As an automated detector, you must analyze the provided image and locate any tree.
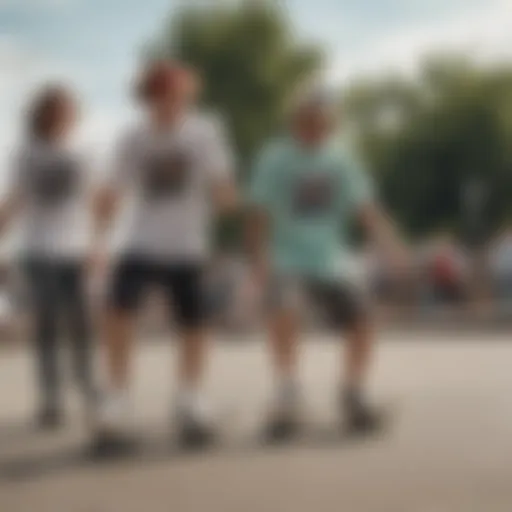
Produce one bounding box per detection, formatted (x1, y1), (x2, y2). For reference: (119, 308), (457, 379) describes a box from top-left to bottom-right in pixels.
(150, 0), (322, 249)
(344, 56), (512, 240)
(153, 0), (322, 168)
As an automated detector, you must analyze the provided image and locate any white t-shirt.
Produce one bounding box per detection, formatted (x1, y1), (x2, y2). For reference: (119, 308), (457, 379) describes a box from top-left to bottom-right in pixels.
(108, 111), (233, 262)
(10, 138), (93, 259)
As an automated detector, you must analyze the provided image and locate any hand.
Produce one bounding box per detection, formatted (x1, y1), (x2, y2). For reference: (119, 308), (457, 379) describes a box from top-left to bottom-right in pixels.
(251, 257), (269, 289)
(237, 260), (268, 318)
(87, 247), (109, 283)
(389, 244), (412, 278)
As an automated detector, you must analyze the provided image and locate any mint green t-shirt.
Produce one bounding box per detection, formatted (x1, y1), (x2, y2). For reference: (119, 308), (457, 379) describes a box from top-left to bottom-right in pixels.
(249, 136), (374, 280)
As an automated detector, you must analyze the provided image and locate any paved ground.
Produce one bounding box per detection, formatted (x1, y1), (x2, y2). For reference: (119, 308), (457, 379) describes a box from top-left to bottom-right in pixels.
(1, 331), (512, 512)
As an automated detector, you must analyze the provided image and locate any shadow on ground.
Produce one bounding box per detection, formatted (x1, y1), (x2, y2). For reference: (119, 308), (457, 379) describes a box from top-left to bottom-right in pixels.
(0, 423), (390, 484)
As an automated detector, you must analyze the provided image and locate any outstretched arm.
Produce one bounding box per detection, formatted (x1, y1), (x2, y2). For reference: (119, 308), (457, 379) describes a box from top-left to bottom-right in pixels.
(245, 206), (270, 284)
(90, 130), (135, 257)
(0, 192), (21, 238)
(341, 148), (408, 268)
(205, 114), (239, 215)
(245, 143), (277, 285)
(358, 202), (409, 270)
(212, 177), (239, 214)
(91, 185), (121, 249)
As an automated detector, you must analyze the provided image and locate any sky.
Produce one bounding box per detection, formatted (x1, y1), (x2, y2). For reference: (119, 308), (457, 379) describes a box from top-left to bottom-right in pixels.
(0, 0), (511, 178)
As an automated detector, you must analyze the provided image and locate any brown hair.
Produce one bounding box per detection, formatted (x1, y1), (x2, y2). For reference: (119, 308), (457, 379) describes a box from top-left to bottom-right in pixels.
(27, 84), (74, 140)
(134, 60), (193, 103)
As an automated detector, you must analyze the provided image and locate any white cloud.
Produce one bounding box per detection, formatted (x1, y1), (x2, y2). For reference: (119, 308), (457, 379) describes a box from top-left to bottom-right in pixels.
(331, 0), (512, 83)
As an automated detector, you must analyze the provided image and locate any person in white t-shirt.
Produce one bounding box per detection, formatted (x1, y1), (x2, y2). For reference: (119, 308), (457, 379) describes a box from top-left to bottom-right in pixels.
(93, 61), (237, 449)
(0, 85), (97, 428)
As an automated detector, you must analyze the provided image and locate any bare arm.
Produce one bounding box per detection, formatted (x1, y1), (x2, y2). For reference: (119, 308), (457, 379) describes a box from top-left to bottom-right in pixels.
(203, 112), (239, 215)
(0, 192), (21, 238)
(92, 128), (135, 248)
(358, 202), (408, 266)
(212, 178), (239, 215)
(91, 185), (121, 250)
(0, 149), (25, 237)
(246, 206), (270, 283)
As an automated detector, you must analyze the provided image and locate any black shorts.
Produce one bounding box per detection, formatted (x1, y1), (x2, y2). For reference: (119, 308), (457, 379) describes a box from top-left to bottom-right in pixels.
(108, 257), (206, 329)
(267, 274), (370, 329)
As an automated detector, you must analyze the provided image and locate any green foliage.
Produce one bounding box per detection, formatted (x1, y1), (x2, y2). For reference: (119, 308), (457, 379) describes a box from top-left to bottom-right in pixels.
(155, 0), (322, 168)
(149, 4), (512, 242)
(150, 1), (322, 250)
(344, 56), (512, 240)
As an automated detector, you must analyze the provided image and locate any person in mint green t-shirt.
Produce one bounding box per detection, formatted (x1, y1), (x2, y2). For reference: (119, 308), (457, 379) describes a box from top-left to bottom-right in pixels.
(247, 85), (408, 440)
(249, 133), (374, 281)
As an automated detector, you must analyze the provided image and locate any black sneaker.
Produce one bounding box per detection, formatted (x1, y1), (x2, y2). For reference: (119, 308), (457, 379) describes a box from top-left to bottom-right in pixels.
(342, 391), (387, 436)
(90, 392), (136, 458)
(264, 382), (302, 443)
(264, 413), (300, 443)
(83, 388), (102, 427)
(177, 418), (215, 450)
(36, 404), (64, 431)
(345, 404), (386, 435)
(90, 430), (138, 459)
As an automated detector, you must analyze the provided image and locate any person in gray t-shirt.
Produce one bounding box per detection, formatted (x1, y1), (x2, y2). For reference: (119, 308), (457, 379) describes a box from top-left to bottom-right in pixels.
(0, 84), (97, 428)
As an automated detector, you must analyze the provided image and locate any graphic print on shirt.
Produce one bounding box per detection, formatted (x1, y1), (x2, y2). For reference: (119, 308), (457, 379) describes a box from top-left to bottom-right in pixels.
(292, 172), (336, 217)
(31, 157), (80, 205)
(142, 149), (192, 200)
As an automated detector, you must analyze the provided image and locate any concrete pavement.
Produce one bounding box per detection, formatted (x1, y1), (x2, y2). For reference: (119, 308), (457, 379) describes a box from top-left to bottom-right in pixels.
(1, 332), (512, 512)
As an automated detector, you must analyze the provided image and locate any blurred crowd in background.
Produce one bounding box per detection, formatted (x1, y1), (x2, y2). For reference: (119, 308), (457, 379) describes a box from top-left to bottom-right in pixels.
(207, 228), (512, 332)
(2, 227), (512, 339)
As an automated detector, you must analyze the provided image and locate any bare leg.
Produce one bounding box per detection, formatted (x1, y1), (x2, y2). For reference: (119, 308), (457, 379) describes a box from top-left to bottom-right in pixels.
(342, 317), (384, 432)
(92, 307), (136, 443)
(175, 326), (217, 447)
(343, 317), (374, 390)
(103, 308), (134, 390)
(178, 327), (208, 388)
(268, 309), (299, 382)
(265, 308), (301, 441)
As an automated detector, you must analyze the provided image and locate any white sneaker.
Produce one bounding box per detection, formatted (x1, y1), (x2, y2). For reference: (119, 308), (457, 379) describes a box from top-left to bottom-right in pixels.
(95, 391), (131, 437)
(273, 380), (301, 417)
(175, 391), (215, 447)
(176, 390), (214, 425)
(265, 382), (302, 441)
